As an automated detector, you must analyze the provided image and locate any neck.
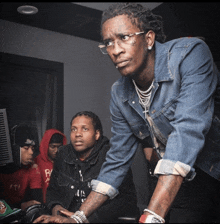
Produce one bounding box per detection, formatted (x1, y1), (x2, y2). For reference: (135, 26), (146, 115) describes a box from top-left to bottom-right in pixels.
(78, 147), (94, 161)
(133, 49), (155, 91)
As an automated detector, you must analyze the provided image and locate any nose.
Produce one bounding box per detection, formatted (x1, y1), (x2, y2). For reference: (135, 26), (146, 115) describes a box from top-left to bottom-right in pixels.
(75, 130), (82, 137)
(53, 147), (58, 153)
(28, 147), (34, 155)
(112, 40), (125, 56)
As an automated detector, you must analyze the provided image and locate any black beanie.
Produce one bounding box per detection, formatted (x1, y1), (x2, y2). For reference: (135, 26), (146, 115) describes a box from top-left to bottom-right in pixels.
(49, 133), (63, 144)
(11, 125), (35, 147)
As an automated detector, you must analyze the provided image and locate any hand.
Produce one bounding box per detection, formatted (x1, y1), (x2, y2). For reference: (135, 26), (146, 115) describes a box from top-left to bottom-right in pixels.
(143, 147), (159, 167)
(21, 200), (41, 211)
(52, 204), (66, 216)
(33, 214), (76, 223)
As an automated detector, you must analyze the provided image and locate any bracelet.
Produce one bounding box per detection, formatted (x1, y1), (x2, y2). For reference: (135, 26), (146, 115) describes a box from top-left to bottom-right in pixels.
(139, 214), (163, 223)
(70, 214), (82, 223)
(70, 216), (80, 223)
(143, 209), (165, 223)
(70, 210), (88, 223)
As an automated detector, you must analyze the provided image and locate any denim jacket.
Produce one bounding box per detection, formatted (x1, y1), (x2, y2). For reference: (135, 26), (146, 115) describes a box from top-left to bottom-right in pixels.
(92, 37), (220, 199)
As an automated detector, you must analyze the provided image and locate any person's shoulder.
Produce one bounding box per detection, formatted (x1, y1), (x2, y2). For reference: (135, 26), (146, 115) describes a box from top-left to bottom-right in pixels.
(100, 136), (110, 150)
(34, 154), (46, 163)
(112, 76), (124, 87)
(55, 144), (71, 160)
(57, 144), (70, 153)
(165, 37), (207, 49)
(27, 163), (42, 179)
(30, 163), (40, 171)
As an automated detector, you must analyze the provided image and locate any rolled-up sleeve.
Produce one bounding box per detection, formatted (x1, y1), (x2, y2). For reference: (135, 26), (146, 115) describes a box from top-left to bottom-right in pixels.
(154, 40), (217, 180)
(154, 159), (196, 181)
(91, 180), (118, 199)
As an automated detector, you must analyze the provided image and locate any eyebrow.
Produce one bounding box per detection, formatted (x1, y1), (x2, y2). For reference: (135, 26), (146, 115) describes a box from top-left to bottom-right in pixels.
(71, 125), (88, 128)
(103, 32), (129, 42)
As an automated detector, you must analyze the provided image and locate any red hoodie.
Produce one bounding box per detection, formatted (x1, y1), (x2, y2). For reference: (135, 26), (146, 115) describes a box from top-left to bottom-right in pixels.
(35, 129), (67, 203)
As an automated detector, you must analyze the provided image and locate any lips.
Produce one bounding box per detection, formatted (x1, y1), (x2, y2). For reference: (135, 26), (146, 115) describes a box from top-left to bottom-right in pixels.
(74, 141), (83, 146)
(116, 60), (130, 68)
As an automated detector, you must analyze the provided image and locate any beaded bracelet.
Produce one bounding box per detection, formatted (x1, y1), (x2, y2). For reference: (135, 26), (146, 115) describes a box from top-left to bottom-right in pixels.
(70, 210), (88, 223)
(70, 216), (80, 223)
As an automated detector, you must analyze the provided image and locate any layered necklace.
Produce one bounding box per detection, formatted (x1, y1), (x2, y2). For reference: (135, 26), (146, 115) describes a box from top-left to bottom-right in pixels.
(133, 79), (166, 158)
(132, 79), (154, 118)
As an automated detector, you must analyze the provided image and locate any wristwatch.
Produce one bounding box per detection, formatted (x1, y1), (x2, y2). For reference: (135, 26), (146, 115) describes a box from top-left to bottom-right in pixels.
(139, 214), (163, 223)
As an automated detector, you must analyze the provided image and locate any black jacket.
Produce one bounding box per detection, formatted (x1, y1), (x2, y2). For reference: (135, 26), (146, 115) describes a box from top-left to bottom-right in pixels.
(46, 136), (139, 223)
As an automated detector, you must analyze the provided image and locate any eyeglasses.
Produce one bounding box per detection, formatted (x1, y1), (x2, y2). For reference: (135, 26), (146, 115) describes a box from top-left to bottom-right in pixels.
(98, 31), (145, 55)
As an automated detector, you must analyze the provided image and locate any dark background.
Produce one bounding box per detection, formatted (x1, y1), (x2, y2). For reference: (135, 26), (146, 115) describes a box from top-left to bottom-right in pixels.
(1, 2), (220, 61)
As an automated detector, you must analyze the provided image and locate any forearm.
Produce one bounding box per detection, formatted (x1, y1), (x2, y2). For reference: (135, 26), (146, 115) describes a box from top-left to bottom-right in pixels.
(79, 190), (109, 218)
(145, 174), (183, 218)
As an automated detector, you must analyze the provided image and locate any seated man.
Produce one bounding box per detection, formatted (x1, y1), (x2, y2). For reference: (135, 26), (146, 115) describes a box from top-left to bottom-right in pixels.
(0, 124), (43, 211)
(34, 111), (139, 223)
(35, 129), (67, 203)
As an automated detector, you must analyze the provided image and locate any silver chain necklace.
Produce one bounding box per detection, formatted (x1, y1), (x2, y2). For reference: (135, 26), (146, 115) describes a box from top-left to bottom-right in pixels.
(132, 79), (154, 116)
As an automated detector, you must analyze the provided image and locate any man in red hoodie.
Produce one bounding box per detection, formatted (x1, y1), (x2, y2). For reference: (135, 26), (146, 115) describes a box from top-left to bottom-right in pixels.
(0, 124), (43, 210)
(35, 129), (67, 203)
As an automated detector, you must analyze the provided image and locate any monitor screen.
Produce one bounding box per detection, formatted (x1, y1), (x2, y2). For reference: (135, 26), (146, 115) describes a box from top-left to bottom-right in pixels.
(0, 109), (13, 165)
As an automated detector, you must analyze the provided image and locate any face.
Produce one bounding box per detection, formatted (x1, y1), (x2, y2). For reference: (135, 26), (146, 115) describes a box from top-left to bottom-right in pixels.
(0, 201), (6, 215)
(101, 14), (151, 77)
(48, 143), (62, 161)
(20, 145), (34, 165)
(70, 116), (100, 158)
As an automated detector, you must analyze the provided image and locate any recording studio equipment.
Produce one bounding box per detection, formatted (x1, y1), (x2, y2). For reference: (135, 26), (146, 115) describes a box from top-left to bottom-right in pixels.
(0, 109), (13, 166)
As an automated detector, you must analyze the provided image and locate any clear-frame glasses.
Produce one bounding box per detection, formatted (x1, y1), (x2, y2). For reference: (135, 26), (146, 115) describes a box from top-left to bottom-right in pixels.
(98, 31), (145, 55)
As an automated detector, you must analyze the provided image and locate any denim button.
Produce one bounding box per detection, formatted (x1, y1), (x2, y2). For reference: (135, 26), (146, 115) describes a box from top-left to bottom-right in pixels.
(71, 185), (74, 189)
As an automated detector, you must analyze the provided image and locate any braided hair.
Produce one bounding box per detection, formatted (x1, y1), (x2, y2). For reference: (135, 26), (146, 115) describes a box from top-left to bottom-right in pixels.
(101, 3), (166, 43)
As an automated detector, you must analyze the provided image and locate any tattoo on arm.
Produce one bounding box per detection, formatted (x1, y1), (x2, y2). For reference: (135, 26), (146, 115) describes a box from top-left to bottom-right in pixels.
(79, 191), (109, 217)
(146, 174), (184, 218)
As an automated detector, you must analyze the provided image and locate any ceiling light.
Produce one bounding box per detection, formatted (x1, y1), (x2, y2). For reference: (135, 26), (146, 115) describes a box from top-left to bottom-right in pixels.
(17, 5), (38, 15)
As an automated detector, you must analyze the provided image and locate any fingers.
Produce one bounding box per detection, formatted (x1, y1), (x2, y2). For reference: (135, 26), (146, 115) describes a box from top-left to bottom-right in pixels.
(59, 209), (74, 217)
(33, 200), (41, 204)
(33, 214), (74, 223)
(33, 215), (51, 223)
(52, 205), (64, 216)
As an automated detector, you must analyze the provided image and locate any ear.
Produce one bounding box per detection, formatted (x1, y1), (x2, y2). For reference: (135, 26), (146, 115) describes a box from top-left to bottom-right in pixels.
(145, 30), (156, 49)
(95, 130), (101, 141)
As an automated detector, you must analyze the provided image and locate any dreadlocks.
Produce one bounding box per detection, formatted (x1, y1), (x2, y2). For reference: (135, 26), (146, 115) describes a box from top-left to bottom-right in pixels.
(101, 3), (166, 43)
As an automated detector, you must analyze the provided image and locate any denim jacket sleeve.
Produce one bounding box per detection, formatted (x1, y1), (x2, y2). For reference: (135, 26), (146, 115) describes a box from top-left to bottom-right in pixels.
(154, 39), (218, 180)
(94, 83), (139, 196)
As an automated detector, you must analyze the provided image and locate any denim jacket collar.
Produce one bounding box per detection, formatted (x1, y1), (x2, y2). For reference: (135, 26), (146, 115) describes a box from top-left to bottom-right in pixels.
(122, 41), (173, 97)
(121, 41), (174, 120)
(154, 41), (174, 82)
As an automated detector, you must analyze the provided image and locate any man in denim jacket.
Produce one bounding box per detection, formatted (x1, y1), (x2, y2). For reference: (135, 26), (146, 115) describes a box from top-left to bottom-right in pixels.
(34, 3), (220, 224)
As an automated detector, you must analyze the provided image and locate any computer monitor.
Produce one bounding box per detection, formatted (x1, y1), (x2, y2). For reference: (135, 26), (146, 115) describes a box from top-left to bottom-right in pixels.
(0, 109), (13, 165)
